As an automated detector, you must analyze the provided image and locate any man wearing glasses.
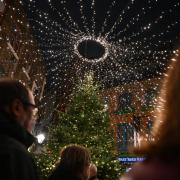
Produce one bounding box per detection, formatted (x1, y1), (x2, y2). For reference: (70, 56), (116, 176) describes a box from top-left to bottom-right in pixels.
(0, 79), (39, 180)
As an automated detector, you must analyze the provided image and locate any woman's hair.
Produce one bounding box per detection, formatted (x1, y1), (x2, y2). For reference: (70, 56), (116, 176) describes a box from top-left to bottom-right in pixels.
(133, 50), (180, 158)
(152, 50), (180, 145)
(59, 144), (90, 176)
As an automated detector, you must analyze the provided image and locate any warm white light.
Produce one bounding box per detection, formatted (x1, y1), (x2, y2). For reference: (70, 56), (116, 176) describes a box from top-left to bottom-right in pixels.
(74, 36), (109, 63)
(36, 133), (45, 144)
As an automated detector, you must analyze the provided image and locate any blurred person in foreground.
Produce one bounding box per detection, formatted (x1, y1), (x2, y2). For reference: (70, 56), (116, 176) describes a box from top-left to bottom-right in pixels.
(120, 50), (180, 180)
(0, 79), (38, 180)
(47, 144), (91, 180)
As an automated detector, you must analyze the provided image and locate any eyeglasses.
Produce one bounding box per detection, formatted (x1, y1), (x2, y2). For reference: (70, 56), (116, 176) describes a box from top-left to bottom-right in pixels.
(21, 100), (38, 109)
(23, 102), (38, 109)
(26, 102), (38, 118)
(19, 98), (39, 119)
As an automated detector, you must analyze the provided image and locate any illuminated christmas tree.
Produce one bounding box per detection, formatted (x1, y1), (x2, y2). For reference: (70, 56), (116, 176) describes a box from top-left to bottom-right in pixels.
(36, 73), (121, 179)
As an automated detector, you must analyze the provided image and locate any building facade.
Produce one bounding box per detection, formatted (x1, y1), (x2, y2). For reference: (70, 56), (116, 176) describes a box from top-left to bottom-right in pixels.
(0, 0), (46, 101)
(101, 78), (161, 153)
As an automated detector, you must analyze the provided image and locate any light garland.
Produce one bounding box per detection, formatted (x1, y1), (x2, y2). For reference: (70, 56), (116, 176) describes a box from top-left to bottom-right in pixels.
(74, 36), (109, 63)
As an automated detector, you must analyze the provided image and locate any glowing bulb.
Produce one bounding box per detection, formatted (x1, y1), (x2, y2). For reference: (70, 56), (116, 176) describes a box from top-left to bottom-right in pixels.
(36, 133), (45, 144)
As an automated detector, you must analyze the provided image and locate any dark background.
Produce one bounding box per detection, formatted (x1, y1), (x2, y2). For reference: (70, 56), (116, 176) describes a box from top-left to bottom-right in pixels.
(23, 0), (180, 105)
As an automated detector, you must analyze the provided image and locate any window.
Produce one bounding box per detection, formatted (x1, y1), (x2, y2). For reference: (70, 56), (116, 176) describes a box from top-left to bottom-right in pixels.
(0, 65), (5, 77)
(146, 119), (153, 141)
(117, 92), (133, 113)
(0, 2), (5, 13)
(117, 123), (134, 152)
(143, 88), (156, 107)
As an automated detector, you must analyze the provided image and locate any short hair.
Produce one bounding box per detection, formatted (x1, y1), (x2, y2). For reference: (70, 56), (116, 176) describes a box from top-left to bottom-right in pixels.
(59, 144), (90, 175)
(0, 79), (30, 111)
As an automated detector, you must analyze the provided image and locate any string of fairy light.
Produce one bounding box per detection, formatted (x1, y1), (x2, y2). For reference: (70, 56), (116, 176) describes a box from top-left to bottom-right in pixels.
(22, 0), (179, 145)
(1, 0), (179, 143)
(24, 0), (178, 94)
(26, 0), (179, 65)
(0, 0), (50, 126)
(0, 0), (44, 70)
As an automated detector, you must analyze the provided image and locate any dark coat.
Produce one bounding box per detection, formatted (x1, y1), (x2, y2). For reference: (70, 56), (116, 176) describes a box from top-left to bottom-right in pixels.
(0, 111), (38, 180)
(47, 164), (82, 180)
(121, 157), (180, 180)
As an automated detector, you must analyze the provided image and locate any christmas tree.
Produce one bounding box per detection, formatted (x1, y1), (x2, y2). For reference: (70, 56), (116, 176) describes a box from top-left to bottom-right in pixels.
(35, 73), (121, 179)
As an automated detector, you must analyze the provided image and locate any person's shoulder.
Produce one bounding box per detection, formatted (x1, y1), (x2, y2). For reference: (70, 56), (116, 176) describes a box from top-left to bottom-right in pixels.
(0, 134), (32, 162)
(0, 135), (26, 150)
(120, 158), (180, 180)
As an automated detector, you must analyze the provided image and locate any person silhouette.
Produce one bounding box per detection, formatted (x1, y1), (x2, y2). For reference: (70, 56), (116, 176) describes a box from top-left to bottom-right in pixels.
(0, 79), (38, 180)
(120, 50), (180, 180)
(47, 144), (91, 180)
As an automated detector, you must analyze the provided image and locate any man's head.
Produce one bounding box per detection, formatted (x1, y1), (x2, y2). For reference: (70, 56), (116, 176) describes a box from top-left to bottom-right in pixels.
(0, 79), (38, 133)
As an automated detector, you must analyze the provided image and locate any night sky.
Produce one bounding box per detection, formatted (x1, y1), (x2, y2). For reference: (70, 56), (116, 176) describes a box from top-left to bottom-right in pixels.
(23, 0), (180, 102)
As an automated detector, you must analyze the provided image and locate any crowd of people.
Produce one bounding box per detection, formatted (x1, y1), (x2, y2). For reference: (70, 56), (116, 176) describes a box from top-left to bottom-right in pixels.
(0, 79), (99, 180)
(0, 50), (179, 180)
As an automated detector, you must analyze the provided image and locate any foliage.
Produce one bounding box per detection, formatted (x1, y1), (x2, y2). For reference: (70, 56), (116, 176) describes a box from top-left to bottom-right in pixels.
(35, 73), (121, 179)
